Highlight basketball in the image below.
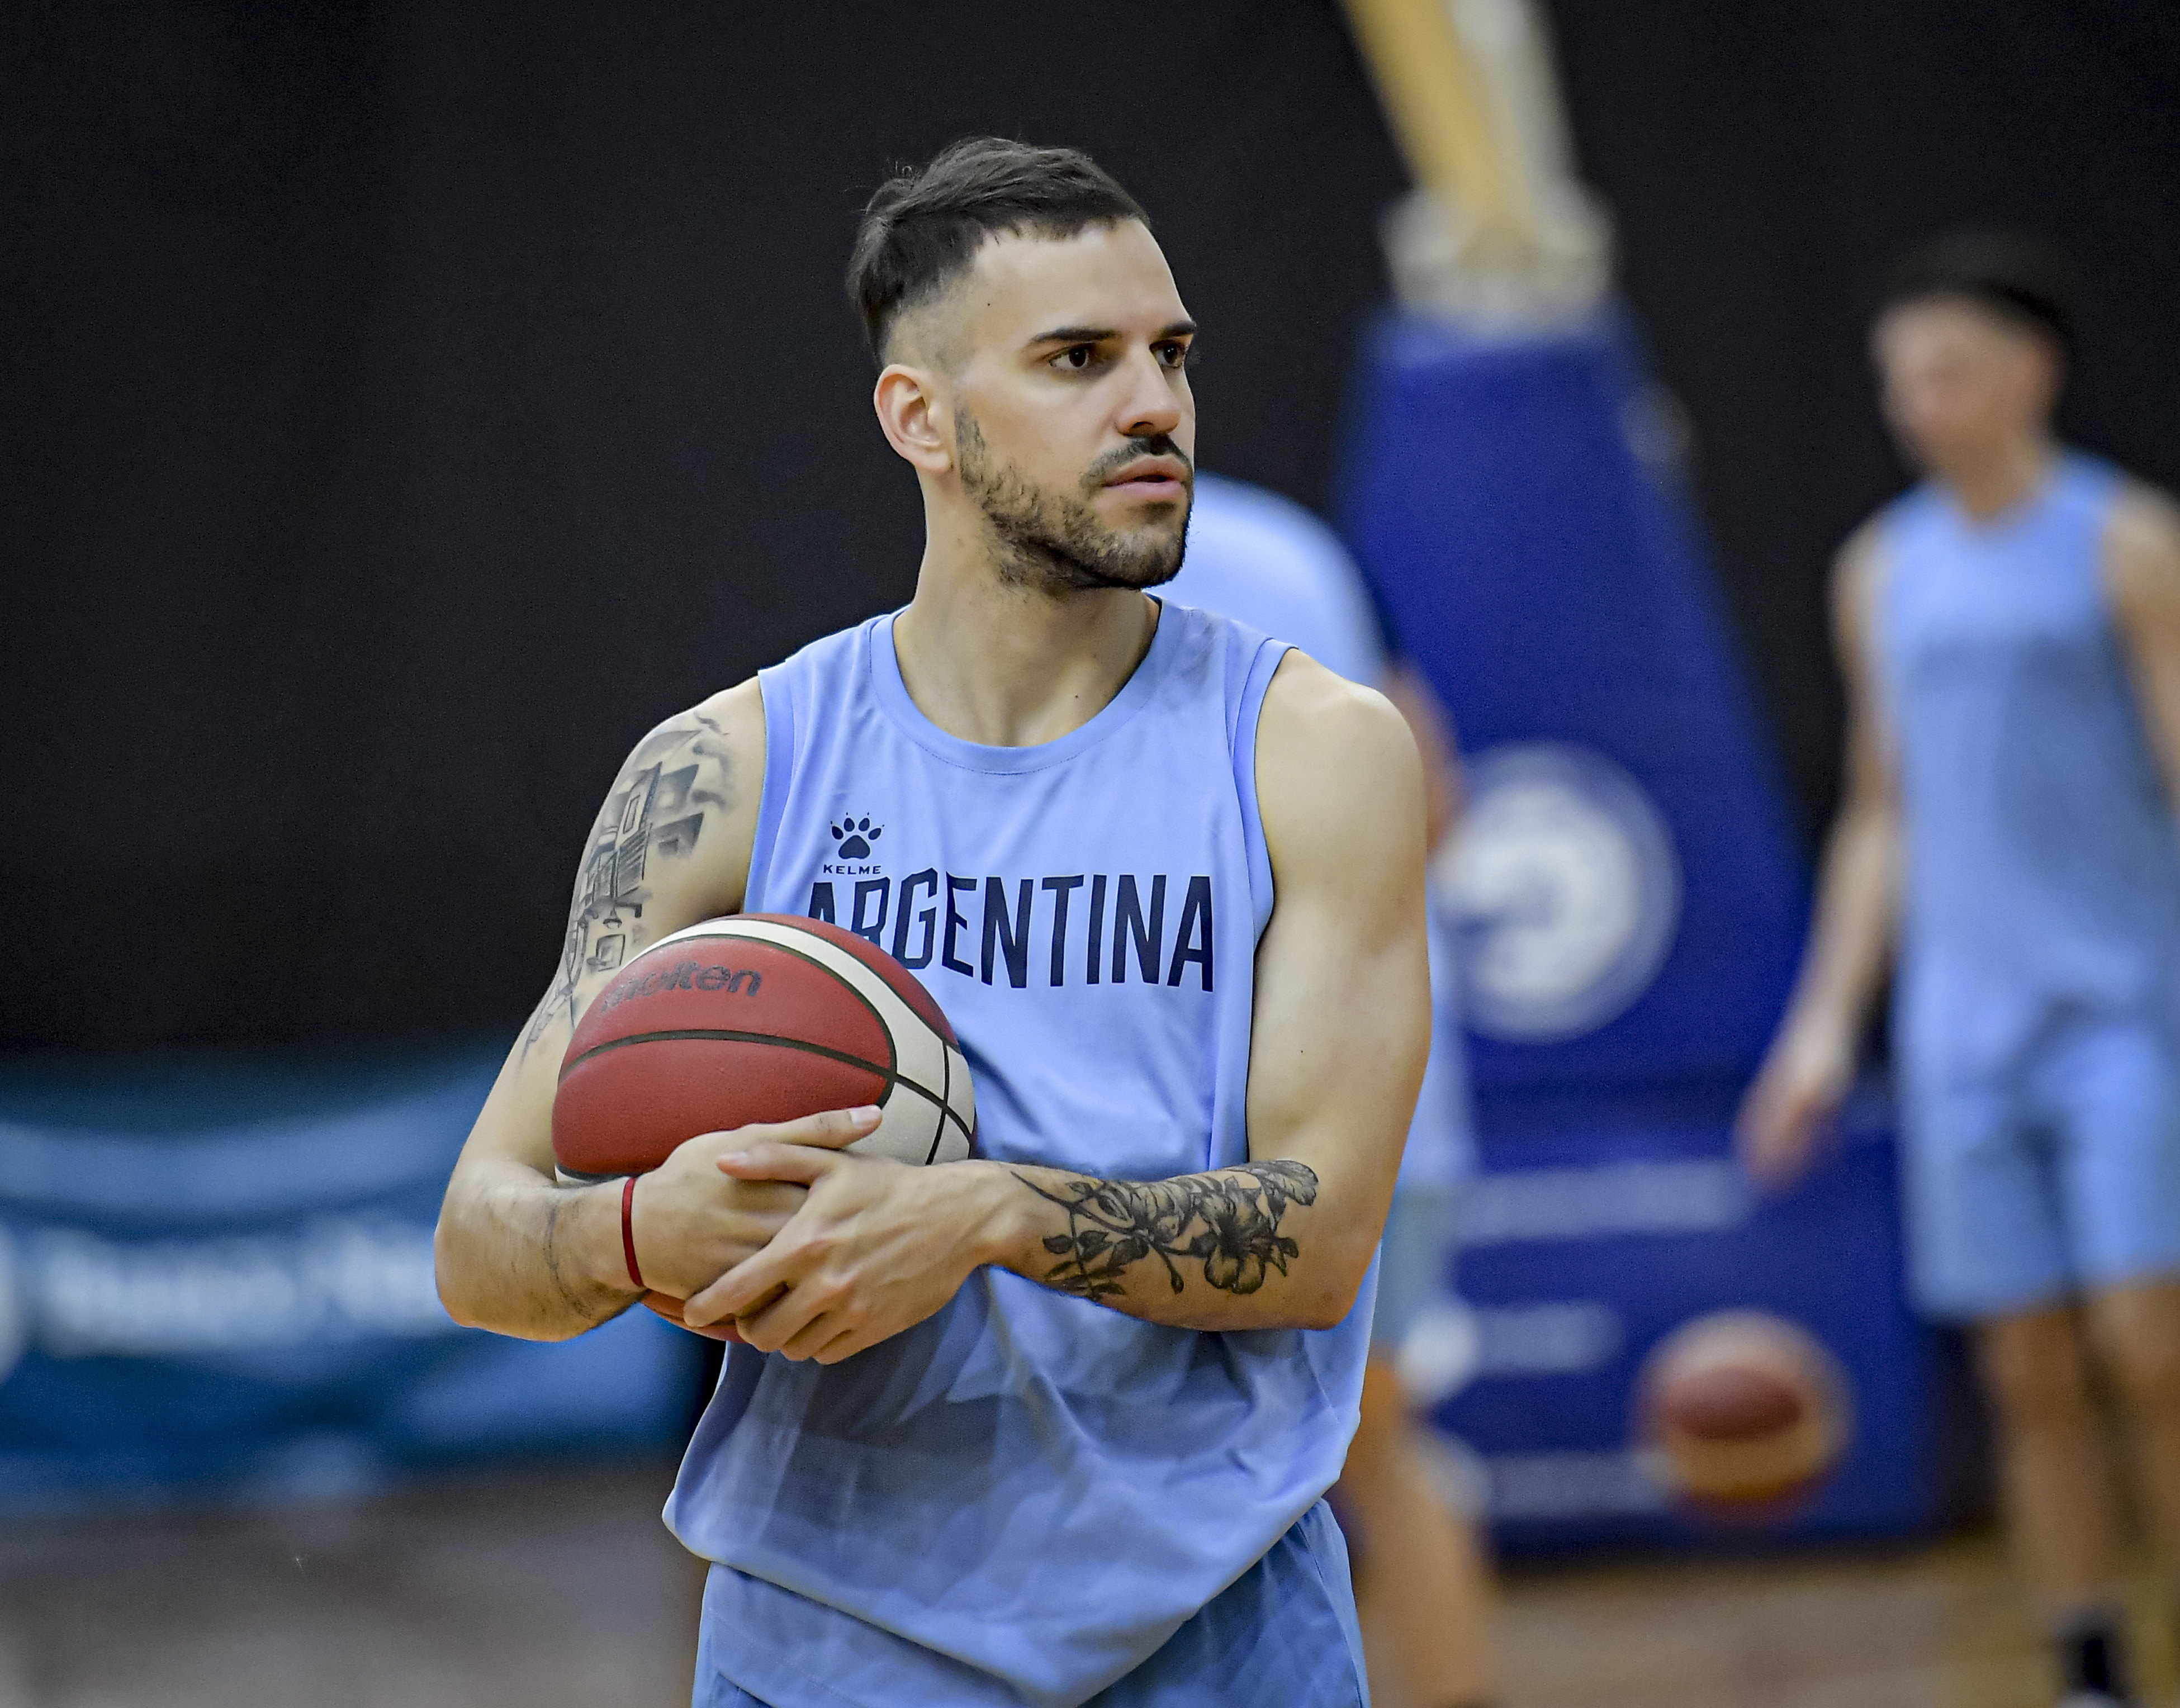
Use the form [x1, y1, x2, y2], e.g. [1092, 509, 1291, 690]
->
[553, 913, 976, 1187]
[1637, 1311, 1851, 1513]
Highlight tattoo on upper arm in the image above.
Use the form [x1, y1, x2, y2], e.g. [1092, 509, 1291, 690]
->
[522, 711, 734, 1056]
[1017, 1161, 1320, 1302]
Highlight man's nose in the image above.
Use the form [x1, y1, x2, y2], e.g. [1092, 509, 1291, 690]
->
[1114, 348, 1184, 439]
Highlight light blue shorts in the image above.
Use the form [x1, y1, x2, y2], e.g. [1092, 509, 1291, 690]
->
[1904, 1019, 2180, 1320]
[693, 1501, 1367, 1708]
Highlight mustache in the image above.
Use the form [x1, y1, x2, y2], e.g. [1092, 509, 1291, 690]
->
[1083, 435, 1195, 488]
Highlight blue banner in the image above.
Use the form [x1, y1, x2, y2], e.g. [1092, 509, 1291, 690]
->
[0, 1043, 703, 1510]
[1432, 1098, 1937, 1548]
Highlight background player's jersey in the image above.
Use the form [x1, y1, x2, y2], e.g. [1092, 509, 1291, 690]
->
[666, 604, 1375, 1708]
[1879, 452, 2180, 1086]
[1168, 472, 1474, 1193]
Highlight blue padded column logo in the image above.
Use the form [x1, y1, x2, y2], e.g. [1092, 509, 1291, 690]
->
[1438, 743, 1681, 1042]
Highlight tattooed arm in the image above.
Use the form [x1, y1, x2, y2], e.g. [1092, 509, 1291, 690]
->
[433, 680, 875, 1341]
[683, 652, 1430, 1353]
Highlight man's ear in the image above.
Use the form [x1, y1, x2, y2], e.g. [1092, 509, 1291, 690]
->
[874, 363, 952, 476]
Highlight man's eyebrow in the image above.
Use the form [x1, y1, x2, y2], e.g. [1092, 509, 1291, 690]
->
[1025, 320, 1199, 347]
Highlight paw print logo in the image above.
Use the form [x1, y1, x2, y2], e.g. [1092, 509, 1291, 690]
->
[831, 815, 882, 860]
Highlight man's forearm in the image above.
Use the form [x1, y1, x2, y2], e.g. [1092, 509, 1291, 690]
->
[434, 1163, 640, 1342]
[984, 1159, 1368, 1333]
[1786, 801, 1899, 1045]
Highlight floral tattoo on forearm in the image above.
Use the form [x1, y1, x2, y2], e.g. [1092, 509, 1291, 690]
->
[1016, 1161, 1320, 1302]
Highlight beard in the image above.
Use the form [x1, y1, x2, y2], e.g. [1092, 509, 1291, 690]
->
[956, 409, 1191, 596]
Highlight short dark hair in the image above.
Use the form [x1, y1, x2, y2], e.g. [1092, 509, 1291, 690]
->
[1876, 228, 2075, 359]
[846, 136, 1149, 363]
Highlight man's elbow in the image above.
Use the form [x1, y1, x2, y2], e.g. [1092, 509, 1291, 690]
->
[1292, 1297, 1353, 1333]
[432, 1218, 489, 1331]
[1291, 1245, 1380, 1332]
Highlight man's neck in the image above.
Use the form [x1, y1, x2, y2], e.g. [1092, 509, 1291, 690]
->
[892, 554, 1160, 749]
[1942, 434, 2056, 524]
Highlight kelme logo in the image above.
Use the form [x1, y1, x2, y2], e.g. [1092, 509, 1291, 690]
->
[831, 815, 882, 861]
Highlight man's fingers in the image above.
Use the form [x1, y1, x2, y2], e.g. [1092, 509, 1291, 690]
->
[680, 1104, 880, 1166]
[734, 1280, 832, 1354]
[812, 1326, 866, 1366]
[717, 1142, 842, 1186]
[745, 1104, 883, 1152]
[684, 1239, 804, 1325]
[777, 1307, 846, 1362]
[1741, 1092, 1822, 1192]
[682, 1258, 774, 1326]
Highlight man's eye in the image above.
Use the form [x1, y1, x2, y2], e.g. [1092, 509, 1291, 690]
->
[1157, 343, 1189, 368]
[1054, 346, 1094, 371]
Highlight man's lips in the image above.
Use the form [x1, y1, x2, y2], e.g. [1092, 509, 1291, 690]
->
[1102, 458, 1191, 495]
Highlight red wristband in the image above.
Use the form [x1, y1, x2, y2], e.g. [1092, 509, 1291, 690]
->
[620, 1175, 644, 1291]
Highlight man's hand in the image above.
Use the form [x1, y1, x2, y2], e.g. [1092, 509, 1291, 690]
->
[1737, 524, 1895, 1197]
[1736, 1016, 1854, 1190]
[630, 1105, 881, 1298]
[681, 1149, 1011, 1363]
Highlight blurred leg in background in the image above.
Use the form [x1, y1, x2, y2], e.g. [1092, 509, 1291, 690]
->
[2093, 1280, 2180, 1562]
[1980, 1282, 2180, 1707]
[1979, 1304, 2133, 1702]
[1339, 1351, 1499, 1708]
[2094, 1279, 2180, 1697]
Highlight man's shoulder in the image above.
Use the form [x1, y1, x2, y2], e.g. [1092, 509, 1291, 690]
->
[1253, 650, 1423, 892]
[745, 611, 890, 730]
[766, 611, 889, 679]
[2105, 474, 2180, 558]
[2101, 477, 2180, 620]
[1257, 651, 1411, 785]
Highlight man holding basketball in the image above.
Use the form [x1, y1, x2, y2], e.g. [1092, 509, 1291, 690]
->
[436, 137, 1428, 1707]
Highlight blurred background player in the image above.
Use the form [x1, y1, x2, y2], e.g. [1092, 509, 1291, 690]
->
[1740, 232, 2180, 1708]
[1169, 473, 1499, 1708]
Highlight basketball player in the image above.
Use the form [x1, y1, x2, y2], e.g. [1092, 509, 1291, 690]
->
[1169, 475, 1499, 1708]
[1740, 233, 2180, 1708]
[435, 137, 1429, 1708]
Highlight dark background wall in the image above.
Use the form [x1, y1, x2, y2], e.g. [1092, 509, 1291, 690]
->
[6, 1, 2176, 1051]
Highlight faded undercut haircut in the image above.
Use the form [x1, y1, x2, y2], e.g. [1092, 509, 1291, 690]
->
[846, 136, 1149, 366]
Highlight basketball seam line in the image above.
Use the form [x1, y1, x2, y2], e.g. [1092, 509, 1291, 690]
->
[655, 918, 952, 1064]
[560, 1027, 952, 1116]
[926, 1038, 951, 1166]
[721, 929, 901, 1080]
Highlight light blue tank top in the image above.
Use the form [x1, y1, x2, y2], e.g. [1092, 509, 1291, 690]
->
[1880, 452, 2180, 1086]
[664, 602, 1375, 1708]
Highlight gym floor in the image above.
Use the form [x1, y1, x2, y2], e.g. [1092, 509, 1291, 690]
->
[0, 1461, 2115, 1707]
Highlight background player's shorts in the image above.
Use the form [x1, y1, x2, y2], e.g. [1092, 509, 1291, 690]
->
[1904, 1017, 2180, 1320]
[692, 1501, 1368, 1708]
